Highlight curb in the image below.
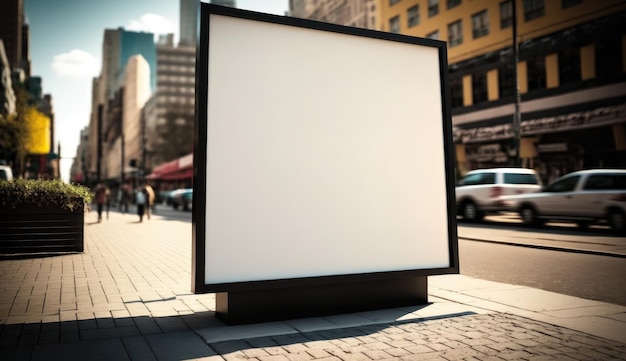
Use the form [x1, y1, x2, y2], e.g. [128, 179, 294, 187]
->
[459, 237, 626, 258]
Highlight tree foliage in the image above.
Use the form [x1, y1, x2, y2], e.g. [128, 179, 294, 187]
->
[0, 88, 35, 172]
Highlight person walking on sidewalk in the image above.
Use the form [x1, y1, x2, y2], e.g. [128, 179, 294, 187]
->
[94, 183, 109, 222]
[135, 187, 147, 222]
[143, 183, 155, 219]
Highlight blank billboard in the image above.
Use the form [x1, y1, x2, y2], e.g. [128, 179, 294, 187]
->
[193, 5, 458, 292]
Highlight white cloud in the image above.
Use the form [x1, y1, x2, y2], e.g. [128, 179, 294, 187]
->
[126, 13, 175, 39]
[51, 50, 100, 78]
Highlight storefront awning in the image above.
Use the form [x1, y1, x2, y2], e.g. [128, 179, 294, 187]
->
[145, 153, 194, 181]
[160, 168, 193, 181]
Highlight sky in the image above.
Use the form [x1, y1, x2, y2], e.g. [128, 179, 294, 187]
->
[23, 0, 289, 182]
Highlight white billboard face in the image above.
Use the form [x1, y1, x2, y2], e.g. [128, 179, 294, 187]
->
[193, 5, 458, 292]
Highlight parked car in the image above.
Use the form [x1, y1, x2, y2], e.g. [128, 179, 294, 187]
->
[456, 168, 542, 221]
[0, 165, 13, 180]
[500, 169, 626, 232]
[159, 190, 174, 205]
[171, 188, 193, 211]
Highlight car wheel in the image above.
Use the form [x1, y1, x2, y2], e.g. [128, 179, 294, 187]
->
[183, 200, 190, 211]
[173, 203, 179, 210]
[608, 210, 626, 233]
[520, 206, 541, 226]
[461, 201, 483, 221]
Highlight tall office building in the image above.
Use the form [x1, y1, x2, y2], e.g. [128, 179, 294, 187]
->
[89, 28, 156, 181]
[0, 0, 28, 76]
[0, 40, 16, 116]
[100, 28, 156, 102]
[179, 0, 236, 47]
[144, 34, 196, 170]
[289, 0, 377, 29]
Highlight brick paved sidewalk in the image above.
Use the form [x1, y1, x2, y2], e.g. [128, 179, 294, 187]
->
[1, 209, 624, 360]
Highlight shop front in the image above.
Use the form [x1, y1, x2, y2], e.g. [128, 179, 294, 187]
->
[454, 102, 626, 184]
[145, 153, 193, 192]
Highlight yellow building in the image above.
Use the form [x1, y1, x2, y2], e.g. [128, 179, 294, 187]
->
[379, 0, 626, 182]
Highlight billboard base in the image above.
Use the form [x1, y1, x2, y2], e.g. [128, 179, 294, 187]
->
[215, 276, 428, 325]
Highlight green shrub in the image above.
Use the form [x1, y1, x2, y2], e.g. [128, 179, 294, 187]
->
[0, 179, 92, 212]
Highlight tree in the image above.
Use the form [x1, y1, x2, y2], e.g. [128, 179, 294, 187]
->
[0, 88, 35, 175]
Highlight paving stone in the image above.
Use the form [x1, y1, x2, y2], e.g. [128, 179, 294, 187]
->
[2, 213, 626, 360]
[30, 338, 131, 361]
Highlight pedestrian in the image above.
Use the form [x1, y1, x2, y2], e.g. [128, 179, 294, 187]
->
[143, 183, 155, 219]
[136, 187, 147, 222]
[121, 183, 132, 213]
[94, 183, 109, 222]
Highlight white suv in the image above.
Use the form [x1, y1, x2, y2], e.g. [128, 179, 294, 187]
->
[500, 169, 626, 232]
[456, 168, 542, 221]
[0, 165, 13, 180]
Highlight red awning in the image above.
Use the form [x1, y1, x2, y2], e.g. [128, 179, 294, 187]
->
[160, 168, 193, 181]
[146, 153, 193, 180]
[151, 159, 179, 175]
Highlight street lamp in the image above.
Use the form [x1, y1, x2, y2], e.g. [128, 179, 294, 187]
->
[512, 0, 522, 167]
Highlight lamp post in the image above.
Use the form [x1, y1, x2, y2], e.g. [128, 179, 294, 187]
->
[97, 104, 103, 183]
[512, 0, 522, 167]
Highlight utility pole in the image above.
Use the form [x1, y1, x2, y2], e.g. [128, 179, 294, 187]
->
[97, 104, 103, 183]
[512, 0, 522, 167]
[121, 129, 125, 190]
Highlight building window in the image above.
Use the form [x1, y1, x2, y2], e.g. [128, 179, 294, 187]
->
[428, 0, 439, 17]
[562, 0, 582, 8]
[523, 0, 545, 21]
[596, 35, 622, 80]
[500, 1, 512, 29]
[448, 20, 463, 47]
[390, 0, 400, 6]
[472, 10, 489, 39]
[527, 55, 546, 92]
[447, 0, 461, 10]
[450, 77, 463, 108]
[389, 15, 400, 33]
[472, 71, 488, 105]
[558, 46, 581, 85]
[407, 5, 420, 28]
[498, 60, 515, 99]
[427, 30, 440, 40]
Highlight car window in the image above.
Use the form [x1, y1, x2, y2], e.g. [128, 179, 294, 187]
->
[545, 175, 580, 192]
[584, 174, 626, 190]
[0, 169, 6, 180]
[461, 172, 495, 186]
[503, 173, 539, 185]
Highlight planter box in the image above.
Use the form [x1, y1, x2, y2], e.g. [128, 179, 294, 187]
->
[0, 203, 84, 254]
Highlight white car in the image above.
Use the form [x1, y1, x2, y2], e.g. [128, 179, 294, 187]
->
[0, 165, 13, 180]
[456, 168, 542, 221]
[500, 169, 626, 232]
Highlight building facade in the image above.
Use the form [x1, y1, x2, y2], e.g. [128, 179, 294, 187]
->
[144, 35, 196, 172]
[179, 0, 236, 47]
[290, 0, 378, 29]
[377, 0, 626, 182]
[0, 0, 30, 77]
[87, 28, 156, 183]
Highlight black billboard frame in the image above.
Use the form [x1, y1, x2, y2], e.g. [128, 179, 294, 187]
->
[192, 4, 458, 309]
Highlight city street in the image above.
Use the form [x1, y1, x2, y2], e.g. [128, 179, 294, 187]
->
[458, 214, 626, 306]
[149, 205, 626, 305]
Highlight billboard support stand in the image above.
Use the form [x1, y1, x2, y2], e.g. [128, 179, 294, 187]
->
[216, 276, 427, 325]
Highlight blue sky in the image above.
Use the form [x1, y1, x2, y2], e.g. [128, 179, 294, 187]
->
[23, 0, 289, 181]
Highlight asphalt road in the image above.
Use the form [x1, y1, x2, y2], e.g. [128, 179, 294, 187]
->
[150, 205, 626, 305]
[458, 215, 626, 306]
